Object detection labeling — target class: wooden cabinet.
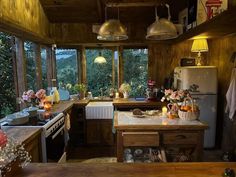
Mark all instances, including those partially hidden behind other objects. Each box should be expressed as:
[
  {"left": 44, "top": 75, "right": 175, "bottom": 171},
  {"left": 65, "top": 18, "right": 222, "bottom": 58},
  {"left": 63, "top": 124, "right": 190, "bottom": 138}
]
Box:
[
  {"left": 24, "top": 131, "right": 42, "bottom": 162},
  {"left": 86, "top": 120, "right": 114, "bottom": 146},
  {"left": 69, "top": 105, "right": 86, "bottom": 146},
  {"left": 114, "top": 111, "right": 207, "bottom": 162},
  {"left": 122, "top": 132, "right": 159, "bottom": 147}
]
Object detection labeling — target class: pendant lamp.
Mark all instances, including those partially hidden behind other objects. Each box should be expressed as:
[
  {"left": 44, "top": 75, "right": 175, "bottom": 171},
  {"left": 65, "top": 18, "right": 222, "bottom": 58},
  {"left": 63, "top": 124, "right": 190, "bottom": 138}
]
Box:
[
  {"left": 94, "top": 50, "right": 107, "bottom": 64},
  {"left": 146, "top": 4, "right": 177, "bottom": 40},
  {"left": 97, "top": 7, "right": 128, "bottom": 41}
]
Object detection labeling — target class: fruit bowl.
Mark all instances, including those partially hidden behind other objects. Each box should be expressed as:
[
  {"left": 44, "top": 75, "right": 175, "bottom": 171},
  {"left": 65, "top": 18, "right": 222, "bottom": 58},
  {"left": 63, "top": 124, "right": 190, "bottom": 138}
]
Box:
[
  {"left": 178, "top": 109, "right": 199, "bottom": 121},
  {"left": 178, "top": 97, "right": 200, "bottom": 121}
]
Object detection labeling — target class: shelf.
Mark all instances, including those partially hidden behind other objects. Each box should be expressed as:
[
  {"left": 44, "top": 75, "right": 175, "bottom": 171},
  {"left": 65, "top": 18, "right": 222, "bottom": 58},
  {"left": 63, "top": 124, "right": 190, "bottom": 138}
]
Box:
[{"left": 173, "top": 6, "right": 236, "bottom": 43}]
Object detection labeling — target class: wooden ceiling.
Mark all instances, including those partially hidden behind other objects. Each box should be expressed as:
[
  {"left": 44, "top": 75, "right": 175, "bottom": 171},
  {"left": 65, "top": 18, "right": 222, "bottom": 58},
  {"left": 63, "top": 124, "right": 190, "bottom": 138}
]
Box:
[{"left": 39, "top": 0, "right": 188, "bottom": 24}]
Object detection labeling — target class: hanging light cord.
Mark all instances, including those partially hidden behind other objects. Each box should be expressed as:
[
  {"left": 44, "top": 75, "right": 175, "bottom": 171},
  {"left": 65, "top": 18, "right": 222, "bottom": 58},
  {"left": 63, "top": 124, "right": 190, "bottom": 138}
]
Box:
[
  {"left": 165, "top": 4, "right": 171, "bottom": 21},
  {"left": 155, "top": 6, "right": 159, "bottom": 21}
]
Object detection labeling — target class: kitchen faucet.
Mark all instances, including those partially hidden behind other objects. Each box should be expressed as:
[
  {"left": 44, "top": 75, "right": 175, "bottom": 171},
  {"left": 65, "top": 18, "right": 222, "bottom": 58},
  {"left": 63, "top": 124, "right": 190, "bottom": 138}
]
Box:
[{"left": 100, "top": 88, "right": 103, "bottom": 99}]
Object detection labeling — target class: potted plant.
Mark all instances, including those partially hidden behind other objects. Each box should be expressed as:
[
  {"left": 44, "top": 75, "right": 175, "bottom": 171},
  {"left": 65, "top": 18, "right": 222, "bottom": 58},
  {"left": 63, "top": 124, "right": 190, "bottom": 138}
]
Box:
[
  {"left": 74, "top": 83, "right": 87, "bottom": 99},
  {"left": 119, "top": 83, "right": 131, "bottom": 99}
]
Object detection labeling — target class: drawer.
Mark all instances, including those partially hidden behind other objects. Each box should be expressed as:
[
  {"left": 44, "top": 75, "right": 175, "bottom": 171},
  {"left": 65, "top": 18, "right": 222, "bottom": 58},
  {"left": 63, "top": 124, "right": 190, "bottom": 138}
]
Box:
[
  {"left": 162, "top": 132, "right": 198, "bottom": 145},
  {"left": 122, "top": 132, "right": 159, "bottom": 147}
]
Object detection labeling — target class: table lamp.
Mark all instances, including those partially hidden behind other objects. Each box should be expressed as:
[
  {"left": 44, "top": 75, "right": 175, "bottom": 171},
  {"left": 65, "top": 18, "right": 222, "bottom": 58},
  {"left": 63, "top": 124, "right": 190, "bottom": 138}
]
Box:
[{"left": 191, "top": 38, "right": 208, "bottom": 66}]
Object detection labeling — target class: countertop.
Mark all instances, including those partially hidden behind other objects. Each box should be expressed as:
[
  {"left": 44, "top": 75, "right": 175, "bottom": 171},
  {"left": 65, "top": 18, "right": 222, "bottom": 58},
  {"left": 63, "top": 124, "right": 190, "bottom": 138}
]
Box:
[
  {"left": 114, "top": 111, "right": 208, "bottom": 130},
  {"left": 15, "top": 162, "right": 236, "bottom": 177},
  {"left": 1, "top": 127, "right": 41, "bottom": 144},
  {"left": 50, "top": 99, "right": 89, "bottom": 113}
]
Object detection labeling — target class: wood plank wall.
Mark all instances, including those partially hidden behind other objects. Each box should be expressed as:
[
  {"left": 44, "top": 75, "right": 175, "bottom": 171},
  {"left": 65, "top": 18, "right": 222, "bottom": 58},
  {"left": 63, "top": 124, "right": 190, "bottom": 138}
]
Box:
[
  {"left": 169, "top": 35, "right": 236, "bottom": 148},
  {"left": 0, "top": 0, "right": 51, "bottom": 43}
]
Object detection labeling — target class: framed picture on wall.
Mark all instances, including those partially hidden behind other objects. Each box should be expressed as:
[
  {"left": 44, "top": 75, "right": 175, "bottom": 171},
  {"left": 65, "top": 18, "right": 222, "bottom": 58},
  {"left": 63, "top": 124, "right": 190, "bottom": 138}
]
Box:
[{"left": 178, "top": 8, "right": 188, "bottom": 32}]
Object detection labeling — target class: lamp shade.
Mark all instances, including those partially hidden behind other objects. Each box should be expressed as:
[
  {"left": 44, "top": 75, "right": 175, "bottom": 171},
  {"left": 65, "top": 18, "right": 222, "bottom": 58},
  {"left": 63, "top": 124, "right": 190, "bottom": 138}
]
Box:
[
  {"left": 94, "top": 55, "right": 107, "bottom": 64},
  {"left": 146, "top": 18, "right": 177, "bottom": 40},
  {"left": 97, "top": 19, "right": 128, "bottom": 41},
  {"left": 191, "top": 39, "right": 209, "bottom": 53}
]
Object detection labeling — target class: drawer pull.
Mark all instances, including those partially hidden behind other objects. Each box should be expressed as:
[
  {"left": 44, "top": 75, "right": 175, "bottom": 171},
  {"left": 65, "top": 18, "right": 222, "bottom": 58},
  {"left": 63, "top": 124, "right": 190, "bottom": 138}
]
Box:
[{"left": 175, "top": 135, "right": 187, "bottom": 139}]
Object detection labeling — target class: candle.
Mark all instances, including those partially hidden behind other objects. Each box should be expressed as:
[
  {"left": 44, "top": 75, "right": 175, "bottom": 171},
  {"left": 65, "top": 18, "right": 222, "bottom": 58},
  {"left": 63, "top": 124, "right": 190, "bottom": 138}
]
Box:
[
  {"left": 115, "top": 92, "right": 119, "bottom": 99},
  {"left": 162, "top": 106, "right": 168, "bottom": 116},
  {"left": 44, "top": 102, "right": 52, "bottom": 111}
]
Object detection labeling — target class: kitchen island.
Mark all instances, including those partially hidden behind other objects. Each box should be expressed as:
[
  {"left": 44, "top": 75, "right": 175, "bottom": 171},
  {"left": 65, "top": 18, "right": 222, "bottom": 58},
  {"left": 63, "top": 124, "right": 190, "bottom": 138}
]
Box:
[
  {"left": 15, "top": 162, "right": 236, "bottom": 177},
  {"left": 114, "top": 111, "right": 208, "bottom": 162}
]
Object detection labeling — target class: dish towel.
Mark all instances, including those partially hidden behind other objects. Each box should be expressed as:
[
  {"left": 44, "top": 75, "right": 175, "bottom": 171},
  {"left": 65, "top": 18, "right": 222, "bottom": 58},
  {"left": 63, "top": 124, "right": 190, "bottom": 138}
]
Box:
[
  {"left": 65, "top": 113, "right": 71, "bottom": 131},
  {"left": 225, "top": 68, "right": 236, "bottom": 120}
]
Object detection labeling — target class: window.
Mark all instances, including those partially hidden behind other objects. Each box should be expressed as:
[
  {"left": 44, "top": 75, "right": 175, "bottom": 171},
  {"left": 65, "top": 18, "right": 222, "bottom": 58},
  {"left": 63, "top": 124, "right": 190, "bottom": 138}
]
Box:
[
  {"left": 55, "top": 49, "right": 78, "bottom": 94},
  {"left": 24, "top": 41, "right": 36, "bottom": 90},
  {"left": 41, "top": 48, "right": 47, "bottom": 89},
  {"left": 0, "top": 32, "right": 16, "bottom": 118},
  {"left": 123, "top": 48, "right": 148, "bottom": 97},
  {"left": 86, "top": 49, "right": 113, "bottom": 97}
]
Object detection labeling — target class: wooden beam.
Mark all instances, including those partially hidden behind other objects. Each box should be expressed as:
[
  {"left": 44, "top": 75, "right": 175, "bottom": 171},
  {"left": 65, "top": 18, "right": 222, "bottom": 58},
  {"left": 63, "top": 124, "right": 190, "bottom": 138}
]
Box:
[
  {"left": 96, "top": 0, "right": 103, "bottom": 23},
  {"left": 106, "top": 2, "right": 159, "bottom": 7},
  {"left": 15, "top": 37, "right": 27, "bottom": 109},
  {"left": 34, "top": 44, "right": 43, "bottom": 90},
  {"left": 51, "top": 48, "right": 57, "bottom": 87},
  {"left": 80, "top": 46, "right": 87, "bottom": 84},
  {"left": 77, "top": 49, "right": 81, "bottom": 84},
  {"left": 118, "top": 46, "right": 124, "bottom": 87},
  {"left": 46, "top": 47, "right": 53, "bottom": 88}
]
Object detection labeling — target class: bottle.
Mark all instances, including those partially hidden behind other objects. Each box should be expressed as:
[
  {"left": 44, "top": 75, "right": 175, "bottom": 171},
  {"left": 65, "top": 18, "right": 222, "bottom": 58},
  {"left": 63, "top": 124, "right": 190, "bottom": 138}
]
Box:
[
  {"left": 54, "top": 87, "right": 60, "bottom": 103},
  {"left": 50, "top": 87, "right": 60, "bottom": 104}
]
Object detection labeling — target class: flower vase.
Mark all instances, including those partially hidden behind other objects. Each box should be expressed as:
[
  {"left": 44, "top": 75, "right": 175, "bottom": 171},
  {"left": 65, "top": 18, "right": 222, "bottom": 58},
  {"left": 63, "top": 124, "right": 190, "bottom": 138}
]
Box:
[
  {"left": 79, "top": 91, "right": 85, "bottom": 100},
  {"left": 123, "top": 92, "right": 129, "bottom": 99},
  {"left": 167, "top": 103, "right": 179, "bottom": 119}
]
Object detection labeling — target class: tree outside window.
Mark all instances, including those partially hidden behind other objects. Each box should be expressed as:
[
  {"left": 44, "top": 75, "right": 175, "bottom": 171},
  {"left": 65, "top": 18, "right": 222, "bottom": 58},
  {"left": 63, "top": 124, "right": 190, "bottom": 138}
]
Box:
[{"left": 123, "top": 48, "right": 148, "bottom": 97}]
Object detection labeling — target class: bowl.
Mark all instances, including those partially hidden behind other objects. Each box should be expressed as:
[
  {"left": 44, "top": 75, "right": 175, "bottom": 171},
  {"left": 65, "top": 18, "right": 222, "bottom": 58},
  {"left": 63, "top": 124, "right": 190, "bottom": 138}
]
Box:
[
  {"left": 6, "top": 112, "right": 29, "bottom": 125},
  {"left": 23, "top": 107, "right": 38, "bottom": 117}
]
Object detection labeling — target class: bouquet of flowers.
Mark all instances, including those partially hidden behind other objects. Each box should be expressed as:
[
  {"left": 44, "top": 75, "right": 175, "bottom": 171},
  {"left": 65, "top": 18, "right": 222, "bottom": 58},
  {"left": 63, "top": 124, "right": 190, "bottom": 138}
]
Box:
[
  {"left": 0, "top": 130, "right": 31, "bottom": 176},
  {"left": 161, "top": 89, "right": 190, "bottom": 103},
  {"left": 21, "top": 89, "right": 46, "bottom": 107},
  {"left": 22, "top": 90, "right": 36, "bottom": 103},
  {"left": 35, "top": 89, "right": 46, "bottom": 101},
  {"left": 119, "top": 83, "right": 131, "bottom": 93}
]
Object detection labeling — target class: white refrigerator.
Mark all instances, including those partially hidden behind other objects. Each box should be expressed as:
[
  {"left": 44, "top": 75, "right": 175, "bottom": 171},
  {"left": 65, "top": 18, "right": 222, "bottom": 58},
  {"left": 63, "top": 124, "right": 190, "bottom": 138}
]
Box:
[{"left": 174, "top": 66, "right": 218, "bottom": 148}]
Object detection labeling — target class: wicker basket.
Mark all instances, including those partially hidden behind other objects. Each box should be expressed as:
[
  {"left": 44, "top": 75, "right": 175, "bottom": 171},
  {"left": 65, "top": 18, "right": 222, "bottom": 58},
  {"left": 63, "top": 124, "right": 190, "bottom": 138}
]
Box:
[{"left": 178, "top": 97, "right": 200, "bottom": 121}]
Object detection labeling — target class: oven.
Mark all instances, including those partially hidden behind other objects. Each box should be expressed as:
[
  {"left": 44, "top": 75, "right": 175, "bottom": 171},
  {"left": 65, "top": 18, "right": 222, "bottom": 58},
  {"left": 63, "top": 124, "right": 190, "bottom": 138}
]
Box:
[
  {"left": 41, "top": 112, "right": 67, "bottom": 162},
  {"left": 1, "top": 112, "right": 67, "bottom": 163}
]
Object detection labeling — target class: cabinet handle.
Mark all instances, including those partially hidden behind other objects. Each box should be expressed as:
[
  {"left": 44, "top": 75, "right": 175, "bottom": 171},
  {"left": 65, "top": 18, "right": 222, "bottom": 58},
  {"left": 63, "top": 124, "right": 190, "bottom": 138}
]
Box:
[{"left": 175, "top": 135, "right": 187, "bottom": 139}]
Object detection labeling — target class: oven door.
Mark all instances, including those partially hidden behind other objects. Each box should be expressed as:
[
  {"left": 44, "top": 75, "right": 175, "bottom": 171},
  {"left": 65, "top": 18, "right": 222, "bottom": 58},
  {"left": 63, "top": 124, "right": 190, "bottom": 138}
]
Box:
[{"left": 46, "top": 124, "right": 66, "bottom": 162}]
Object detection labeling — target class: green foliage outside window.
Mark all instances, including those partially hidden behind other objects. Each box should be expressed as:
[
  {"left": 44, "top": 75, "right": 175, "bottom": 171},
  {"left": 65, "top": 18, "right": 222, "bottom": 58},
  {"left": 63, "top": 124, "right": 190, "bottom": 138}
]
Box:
[
  {"left": 86, "top": 49, "right": 113, "bottom": 97},
  {"left": 0, "top": 32, "right": 16, "bottom": 118},
  {"left": 56, "top": 49, "right": 78, "bottom": 94},
  {"left": 24, "top": 41, "right": 36, "bottom": 91},
  {"left": 123, "top": 49, "right": 148, "bottom": 97}
]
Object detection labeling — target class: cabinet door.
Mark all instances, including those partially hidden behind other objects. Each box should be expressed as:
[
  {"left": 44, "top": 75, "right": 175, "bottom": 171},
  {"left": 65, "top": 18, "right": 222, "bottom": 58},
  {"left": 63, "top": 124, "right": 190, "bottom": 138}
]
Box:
[
  {"left": 86, "top": 120, "right": 101, "bottom": 144},
  {"left": 100, "top": 120, "right": 114, "bottom": 146}
]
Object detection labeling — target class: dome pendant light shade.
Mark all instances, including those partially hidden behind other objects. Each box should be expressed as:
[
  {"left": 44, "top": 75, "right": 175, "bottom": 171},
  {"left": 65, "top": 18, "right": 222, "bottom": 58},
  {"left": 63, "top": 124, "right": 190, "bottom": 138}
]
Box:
[
  {"left": 146, "top": 5, "right": 177, "bottom": 40},
  {"left": 97, "top": 19, "right": 128, "bottom": 41},
  {"left": 94, "top": 51, "right": 107, "bottom": 64}
]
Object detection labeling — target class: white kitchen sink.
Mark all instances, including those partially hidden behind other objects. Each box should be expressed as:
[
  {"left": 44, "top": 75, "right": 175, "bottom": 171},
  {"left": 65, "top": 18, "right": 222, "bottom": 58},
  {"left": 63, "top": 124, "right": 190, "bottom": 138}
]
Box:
[{"left": 86, "top": 102, "right": 113, "bottom": 119}]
